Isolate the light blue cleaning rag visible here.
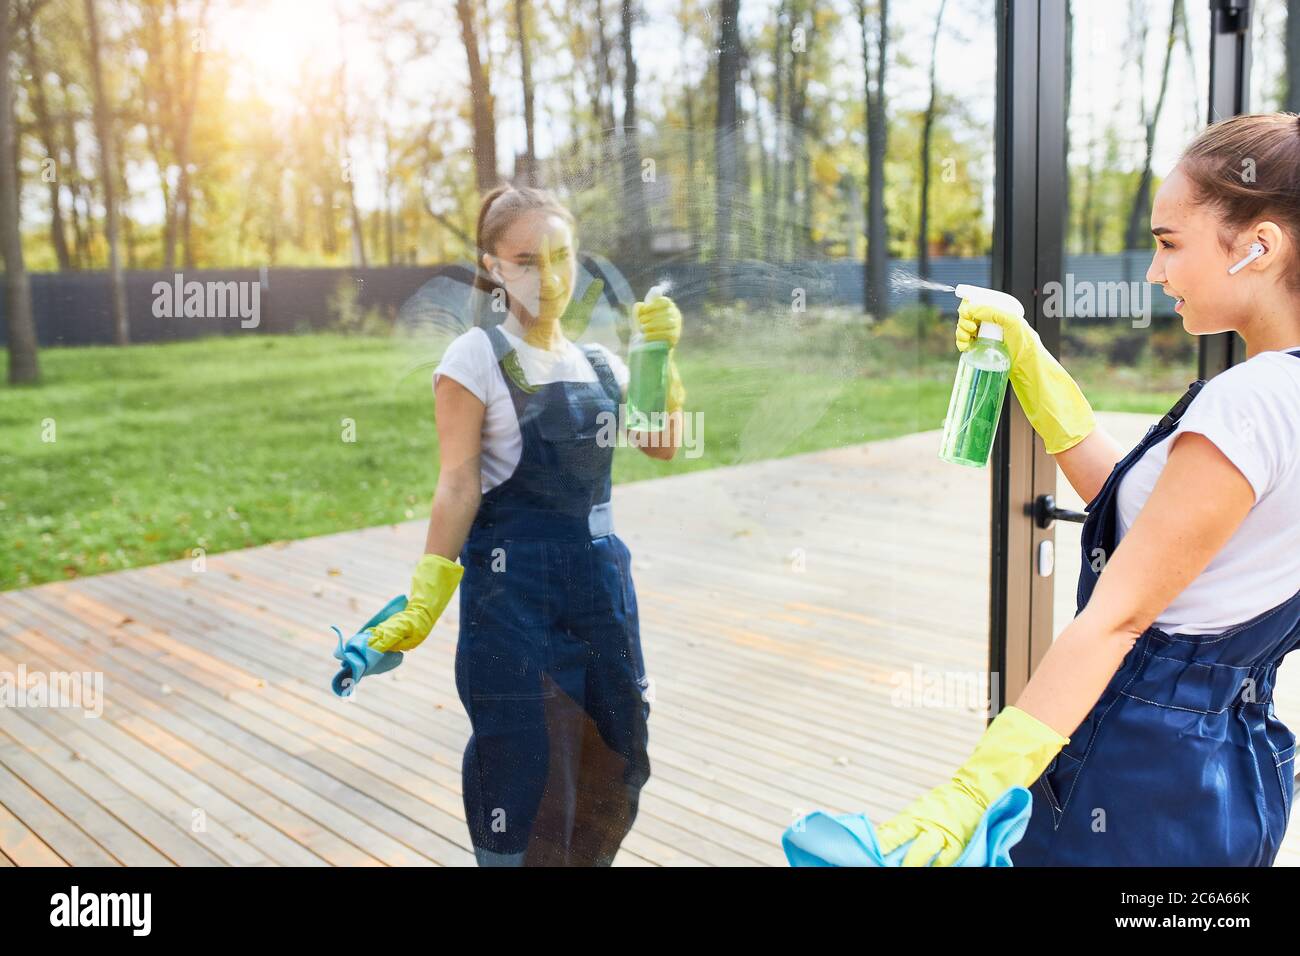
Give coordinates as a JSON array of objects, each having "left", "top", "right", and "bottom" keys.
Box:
[
  {"left": 330, "top": 595, "right": 408, "bottom": 697},
  {"left": 782, "top": 785, "right": 1032, "bottom": 867}
]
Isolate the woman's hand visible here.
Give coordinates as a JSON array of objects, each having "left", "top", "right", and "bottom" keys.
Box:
[
  {"left": 366, "top": 553, "right": 464, "bottom": 653},
  {"left": 955, "top": 300, "right": 1096, "bottom": 455},
  {"left": 874, "top": 779, "right": 990, "bottom": 867},
  {"left": 632, "top": 293, "right": 686, "bottom": 412},
  {"left": 875, "top": 705, "right": 1069, "bottom": 866},
  {"left": 634, "top": 293, "right": 682, "bottom": 348}
]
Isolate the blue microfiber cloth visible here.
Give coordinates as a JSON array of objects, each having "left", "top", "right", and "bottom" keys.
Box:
[
  {"left": 330, "top": 595, "right": 408, "bottom": 697},
  {"left": 782, "top": 785, "right": 1032, "bottom": 867}
]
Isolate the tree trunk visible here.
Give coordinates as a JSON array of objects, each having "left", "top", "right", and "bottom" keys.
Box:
[
  {"left": 798, "top": 4, "right": 814, "bottom": 258},
  {"left": 594, "top": 0, "right": 617, "bottom": 151},
  {"left": 514, "top": 0, "right": 537, "bottom": 185},
  {"left": 715, "top": 0, "right": 741, "bottom": 301},
  {"left": 175, "top": 0, "right": 210, "bottom": 269},
  {"left": 18, "top": 6, "right": 71, "bottom": 270},
  {"left": 787, "top": 0, "right": 806, "bottom": 261},
  {"left": 770, "top": 0, "right": 785, "bottom": 262},
  {"left": 746, "top": 53, "right": 768, "bottom": 265},
  {"left": 84, "top": 0, "right": 129, "bottom": 345},
  {"left": 619, "top": 0, "right": 646, "bottom": 274},
  {"left": 860, "top": 0, "right": 889, "bottom": 319},
  {"left": 917, "top": 0, "right": 947, "bottom": 308},
  {"left": 683, "top": 75, "right": 701, "bottom": 260},
  {"left": 1, "top": 0, "right": 40, "bottom": 383},
  {"left": 457, "top": 0, "right": 498, "bottom": 192},
  {"left": 1124, "top": 0, "right": 1179, "bottom": 251}
]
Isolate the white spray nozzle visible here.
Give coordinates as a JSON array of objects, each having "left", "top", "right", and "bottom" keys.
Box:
[
  {"left": 644, "top": 280, "right": 672, "bottom": 304},
  {"left": 953, "top": 283, "right": 1025, "bottom": 319}
]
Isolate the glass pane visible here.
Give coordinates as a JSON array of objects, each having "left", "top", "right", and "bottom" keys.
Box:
[
  {"left": 1054, "top": 0, "right": 1206, "bottom": 641},
  {"left": 2, "top": 0, "right": 997, "bottom": 868}
]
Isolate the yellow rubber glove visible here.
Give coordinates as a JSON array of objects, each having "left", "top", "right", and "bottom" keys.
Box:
[
  {"left": 634, "top": 293, "right": 686, "bottom": 412},
  {"left": 365, "top": 553, "right": 464, "bottom": 653},
  {"left": 633, "top": 293, "right": 682, "bottom": 348},
  {"left": 956, "top": 300, "right": 1096, "bottom": 455},
  {"left": 665, "top": 353, "right": 686, "bottom": 413},
  {"left": 874, "top": 705, "right": 1069, "bottom": 866}
]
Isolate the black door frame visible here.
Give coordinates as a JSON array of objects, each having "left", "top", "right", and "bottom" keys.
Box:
[{"left": 989, "top": 0, "right": 1067, "bottom": 711}]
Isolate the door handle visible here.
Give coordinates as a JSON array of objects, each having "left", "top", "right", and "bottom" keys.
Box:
[{"left": 1033, "top": 494, "right": 1087, "bottom": 529}]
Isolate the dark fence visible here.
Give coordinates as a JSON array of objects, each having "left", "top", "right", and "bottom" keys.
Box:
[{"left": 0, "top": 252, "right": 1175, "bottom": 348}]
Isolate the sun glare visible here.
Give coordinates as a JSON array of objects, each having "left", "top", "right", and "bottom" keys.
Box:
[{"left": 212, "top": 0, "right": 351, "bottom": 107}]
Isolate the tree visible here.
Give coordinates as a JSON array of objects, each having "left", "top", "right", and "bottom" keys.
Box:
[
  {"left": 137, "top": 0, "right": 210, "bottom": 269},
  {"left": 2, "top": 0, "right": 40, "bottom": 383},
  {"left": 715, "top": 0, "right": 740, "bottom": 300},
  {"left": 1124, "top": 0, "right": 1181, "bottom": 252},
  {"left": 83, "top": 0, "right": 129, "bottom": 344},
  {"left": 916, "top": 0, "right": 947, "bottom": 307},
  {"left": 619, "top": 0, "right": 646, "bottom": 272},
  {"left": 457, "top": 0, "right": 498, "bottom": 193},
  {"left": 859, "top": 0, "right": 889, "bottom": 318},
  {"left": 15, "top": 0, "right": 70, "bottom": 270},
  {"left": 514, "top": 0, "right": 537, "bottom": 184}
]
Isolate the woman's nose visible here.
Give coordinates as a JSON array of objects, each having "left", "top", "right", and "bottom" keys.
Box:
[{"left": 1145, "top": 251, "right": 1163, "bottom": 285}]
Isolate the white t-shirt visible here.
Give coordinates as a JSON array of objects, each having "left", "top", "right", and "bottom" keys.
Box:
[
  {"left": 433, "top": 321, "right": 630, "bottom": 494},
  {"left": 1115, "top": 346, "right": 1300, "bottom": 634}
]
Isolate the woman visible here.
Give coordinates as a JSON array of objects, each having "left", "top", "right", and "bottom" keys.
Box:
[
  {"left": 365, "top": 184, "right": 687, "bottom": 866},
  {"left": 875, "top": 112, "right": 1300, "bottom": 866}
]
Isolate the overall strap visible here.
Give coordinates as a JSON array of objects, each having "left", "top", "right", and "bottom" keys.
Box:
[
  {"left": 483, "top": 323, "right": 514, "bottom": 362},
  {"left": 580, "top": 344, "right": 622, "bottom": 403},
  {"left": 482, "top": 323, "right": 541, "bottom": 397},
  {"left": 1158, "top": 379, "right": 1206, "bottom": 430}
]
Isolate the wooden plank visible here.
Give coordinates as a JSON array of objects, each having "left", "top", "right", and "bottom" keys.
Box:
[
  {"left": 2, "top": 415, "right": 1294, "bottom": 867},
  {"left": 0, "top": 769, "right": 67, "bottom": 866},
  {"left": 0, "top": 754, "right": 117, "bottom": 866},
  {"left": 4, "top": 588, "right": 462, "bottom": 867}
]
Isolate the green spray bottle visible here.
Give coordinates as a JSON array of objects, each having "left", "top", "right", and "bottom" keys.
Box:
[
  {"left": 627, "top": 282, "right": 671, "bottom": 434},
  {"left": 938, "top": 284, "right": 1018, "bottom": 468}
]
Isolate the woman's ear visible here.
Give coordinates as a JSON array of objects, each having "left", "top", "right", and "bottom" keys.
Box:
[{"left": 1253, "top": 221, "right": 1289, "bottom": 275}]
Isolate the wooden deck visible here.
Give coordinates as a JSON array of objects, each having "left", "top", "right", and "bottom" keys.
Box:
[{"left": 2, "top": 413, "right": 1298, "bottom": 866}]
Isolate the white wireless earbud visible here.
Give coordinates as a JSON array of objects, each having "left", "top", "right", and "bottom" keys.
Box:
[{"left": 1228, "top": 241, "right": 1266, "bottom": 275}]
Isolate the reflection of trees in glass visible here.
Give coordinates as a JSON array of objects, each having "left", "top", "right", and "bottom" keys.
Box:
[
  {"left": 1067, "top": 0, "right": 1209, "bottom": 256},
  {"left": 1123, "top": 0, "right": 1184, "bottom": 252},
  {"left": 0, "top": 0, "right": 1017, "bottom": 377}
]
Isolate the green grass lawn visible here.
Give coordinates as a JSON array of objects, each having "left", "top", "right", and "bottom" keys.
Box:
[{"left": 1, "top": 323, "right": 1186, "bottom": 590}]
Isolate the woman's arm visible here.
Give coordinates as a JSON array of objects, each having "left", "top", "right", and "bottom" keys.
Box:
[
  {"left": 1016, "top": 430, "right": 1256, "bottom": 739},
  {"left": 1052, "top": 425, "right": 1127, "bottom": 506},
  {"left": 424, "top": 375, "right": 486, "bottom": 557}
]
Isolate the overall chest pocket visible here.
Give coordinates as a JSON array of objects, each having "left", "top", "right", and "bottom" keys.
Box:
[{"left": 533, "top": 388, "right": 617, "bottom": 483}]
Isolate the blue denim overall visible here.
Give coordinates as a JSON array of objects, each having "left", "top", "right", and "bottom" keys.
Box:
[
  {"left": 456, "top": 324, "right": 651, "bottom": 867},
  {"left": 1012, "top": 349, "right": 1300, "bottom": 866}
]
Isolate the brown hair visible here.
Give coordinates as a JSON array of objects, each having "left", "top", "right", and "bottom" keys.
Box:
[
  {"left": 475, "top": 183, "right": 576, "bottom": 259},
  {"left": 1176, "top": 112, "right": 1300, "bottom": 296},
  {"left": 470, "top": 184, "right": 577, "bottom": 325}
]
